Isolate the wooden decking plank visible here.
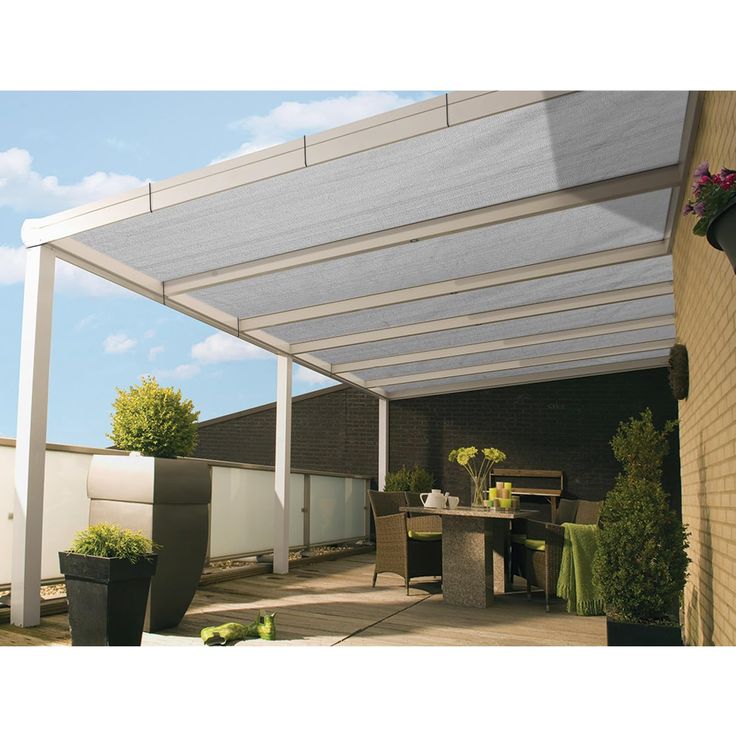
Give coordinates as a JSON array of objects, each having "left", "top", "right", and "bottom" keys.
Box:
[{"left": 0, "top": 553, "right": 606, "bottom": 647}]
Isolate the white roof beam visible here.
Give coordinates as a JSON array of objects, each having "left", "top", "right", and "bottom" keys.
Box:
[
  {"left": 385, "top": 357, "right": 669, "bottom": 399},
  {"left": 237, "top": 242, "right": 669, "bottom": 331},
  {"left": 362, "top": 339, "right": 674, "bottom": 388},
  {"left": 163, "top": 166, "right": 680, "bottom": 297},
  {"left": 291, "top": 281, "right": 674, "bottom": 354},
  {"left": 332, "top": 314, "right": 675, "bottom": 373},
  {"left": 665, "top": 91, "right": 703, "bottom": 253}
]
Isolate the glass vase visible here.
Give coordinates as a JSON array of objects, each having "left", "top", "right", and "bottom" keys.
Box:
[{"left": 472, "top": 477, "right": 487, "bottom": 506}]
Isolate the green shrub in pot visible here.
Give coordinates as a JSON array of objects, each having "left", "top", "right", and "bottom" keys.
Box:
[
  {"left": 593, "top": 408, "right": 689, "bottom": 643},
  {"left": 90, "top": 375, "right": 210, "bottom": 633},
  {"left": 107, "top": 376, "right": 199, "bottom": 458}
]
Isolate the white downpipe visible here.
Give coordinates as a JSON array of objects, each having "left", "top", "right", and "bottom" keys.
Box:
[
  {"left": 273, "top": 355, "right": 292, "bottom": 574},
  {"left": 11, "top": 246, "right": 55, "bottom": 627}
]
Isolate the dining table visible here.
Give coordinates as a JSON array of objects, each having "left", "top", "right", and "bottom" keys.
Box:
[{"left": 400, "top": 505, "right": 538, "bottom": 609}]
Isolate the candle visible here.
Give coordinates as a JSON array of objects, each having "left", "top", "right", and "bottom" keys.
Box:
[
  {"left": 488, "top": 487, "right": 497, "bottom": 500},
  {"left": 499, "top": 498, "right": 512, "bottom": 509}
]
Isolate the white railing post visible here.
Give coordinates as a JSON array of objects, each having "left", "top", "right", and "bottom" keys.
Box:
[
  {"left": 378, "top": 397, "right": 389, "bottom": 492},
  {"left": 273, "top": 355, "right": 292, "bottom": 574},
  {"left": 11, "top": 245, "right": 55, "bottom": 627}
]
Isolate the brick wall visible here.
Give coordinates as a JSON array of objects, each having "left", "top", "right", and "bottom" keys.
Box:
[
  {"left": 196, "top": 368, "right": 679, "bottom": 511},
  {"left": 671, "top": 92, "right": 736, "bottom": 646}
]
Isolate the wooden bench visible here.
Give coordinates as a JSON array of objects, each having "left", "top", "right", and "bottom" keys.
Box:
[{"left": 489, "top": 468, "right": 563, "bottom": 517}]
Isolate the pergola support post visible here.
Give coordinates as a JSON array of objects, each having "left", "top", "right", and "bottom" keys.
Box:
[
  {"left": 273, "top": 354, "right": 292, "bottom": 574},
  {"left": 11, "top": 245, "right": 55, "bottom": 627},
  {"left": 378, "top": 397, "right": 389, "bottom": 492}
]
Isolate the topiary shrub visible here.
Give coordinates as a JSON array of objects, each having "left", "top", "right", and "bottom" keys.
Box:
[
  {"left": 383, "top": 466, "right": 412, "bottom": 492},
  {"left": 107, "top": 376, "right": 200, "bottom": 458},
  {"left": 593, "top": 408, "right": 689, "bottom": 625},
  {"left": 409, "top": 465, "right": 434, "bottom": 494},
  {"left": 66, "top": 523, "right": 157, "bottom": 563}
]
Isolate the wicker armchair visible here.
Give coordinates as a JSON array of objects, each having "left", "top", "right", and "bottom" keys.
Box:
[
  {"left": 368, "top": 491, "right": 442, "bottom": 595},
  {"left": 524, "top": 499, "right": 603, "bottom": 612}
]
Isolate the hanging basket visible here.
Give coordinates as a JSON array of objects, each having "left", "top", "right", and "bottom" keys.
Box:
[
  {"left": 668, "top": 343, "right": 689, "bottom": 400},
  {"left": 706, "top": 199, "right": 736, "bottom": 273}
]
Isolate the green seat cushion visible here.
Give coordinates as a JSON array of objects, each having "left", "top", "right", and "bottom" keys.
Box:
[
  {"left": 407, "top": 530, "right": 442, "bottom": 542},
  {"left": 511, "top": 533, "right": 527, "bottom": 544},
  {"left": 524, "top": 538, "right": 546, "bottom": 552}
]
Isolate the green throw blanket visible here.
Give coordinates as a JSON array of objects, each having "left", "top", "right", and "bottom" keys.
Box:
[{"left": 556, "top": 523, "right": 604, "bottom": 616}]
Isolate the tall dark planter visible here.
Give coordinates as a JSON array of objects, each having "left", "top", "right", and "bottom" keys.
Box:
[
  {"left": 606, "top": 617, "right": 683, "bottom": 646},
  {"left": 706, "top": 200, "right": 736, "bottom": 273},
  {"left": 87, "top": 454, "right": 211, "bottom": 633},
  {"left": 59, "top": 552, "right": 157, "bottom": 646}
]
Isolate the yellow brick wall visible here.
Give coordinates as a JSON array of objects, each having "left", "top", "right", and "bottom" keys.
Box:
[{"left": 671, "top": 91, "right": 736, "bottom": 645}]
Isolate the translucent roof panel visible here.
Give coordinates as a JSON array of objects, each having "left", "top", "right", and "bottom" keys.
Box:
[
  {"left": 380, "top": 349, "right": 671, "bottom": 396},
  {"left": 192, "top": 189, "right": 671, "bottom": 318},
  {"left": 267, "top": 257, "right": 673, "bottom": 344},
  {"left": 312, "top": 294, "right": 675, "bottom": 365},
  {"left": 353, "top": 324, "right": 675, "bottom": 383},
  {"left": 77, "top": 91, "right": 688, "bottom": 282}
]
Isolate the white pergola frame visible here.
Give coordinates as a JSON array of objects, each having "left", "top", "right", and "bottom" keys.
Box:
[{"left": 11, "top": 90, "right": 702, "bottom": 627}]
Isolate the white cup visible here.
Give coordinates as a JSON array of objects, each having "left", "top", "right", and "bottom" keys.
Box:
[{"left": 447, "top": 496, "right": 460, "bottom": 510}]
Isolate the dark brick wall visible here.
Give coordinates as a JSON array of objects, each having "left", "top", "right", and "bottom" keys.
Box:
[{"left": 195, "top": 368, "right": 680, "bottom": 510}]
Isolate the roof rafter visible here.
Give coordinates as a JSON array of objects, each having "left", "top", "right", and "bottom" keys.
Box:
[
  {"left": 385, "top": 356, "right": 669, "bottom": 399},
  {"left": 163, "top": 166, "right": 680, "bottom": 298},
  {"left": 331, "top": 314, "right": 675, "bottom": 373},
  {"left": 362, "top": 339, "right": 673, "bottom": 388},
  {"left": 290, "top": 281, "right": 674, "bottom": 354},
  {"left": 237, "top": 241, "right": 669, "bottom": 331}
]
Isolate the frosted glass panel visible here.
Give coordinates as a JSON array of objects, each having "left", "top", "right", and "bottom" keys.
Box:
[
  {"left": 310, "top": 475, "right": 367, "bottom": 544},
  {"left": 0, "top": 445, "right": 92, "bottom": 584},
  {"left": 209, "top": 467, "right": 304, "bottom": 558}
]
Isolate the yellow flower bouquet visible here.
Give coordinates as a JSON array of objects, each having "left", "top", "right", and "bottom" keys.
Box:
[{"left": 448, "top": 446, "right": 507, "bottom": 506}]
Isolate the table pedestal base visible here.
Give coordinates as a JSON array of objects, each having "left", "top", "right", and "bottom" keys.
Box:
[{"left": 441, "top": 516, "right": 508, "bottom": 608}]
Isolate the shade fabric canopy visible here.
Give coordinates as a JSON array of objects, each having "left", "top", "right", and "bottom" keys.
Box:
[{"left": 22, "top": 90, "right": 699, "bottom": 399}]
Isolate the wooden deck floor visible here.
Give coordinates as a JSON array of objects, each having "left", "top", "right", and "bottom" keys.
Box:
[{"left": 0, "top": 553, "right": 606, "bottom": 646}]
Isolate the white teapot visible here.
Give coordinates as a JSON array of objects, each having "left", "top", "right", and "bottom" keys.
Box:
[{"left": 420, "top": 489, "right": 448, "bottom": 508}]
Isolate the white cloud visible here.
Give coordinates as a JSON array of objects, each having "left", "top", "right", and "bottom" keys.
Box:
[
  {"left": 0, "top": 245, "right": 129, "bottom": 297},
  {"left": 155, "top": 363, "right": 201, "bottom": 380},
  {"left": 191, "top": 332, "right": 271, "bottom": 363},
  {"left": 0, "top": 147, "right": 146, "bottom": 214},
  {"left": 143, "top": 329, "right": 156, "bottom": 340},
  {"left": 0, "top": 245, "right": 25, "bottom": 285},
  {"left": 148, "top": 345, "right": 164, "bottom": 361},
  {"left": 74, "top": 314, "right": 101, "bottom": 332},
  {"left": 212, "top": 91, "right": 432, "bottom": 162},
  {"left": 294, "top": 364, "right": 338, "bottom": 388},
  {"left": 105, "top": 137, "right": 138, "bottom": 152},
  {"left": 103, "top": 333, "right": 137, "bottom": 354}
]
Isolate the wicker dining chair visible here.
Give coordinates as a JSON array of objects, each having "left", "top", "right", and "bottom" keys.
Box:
[
  {"left": 403, "top": 491, "right": 443, "bottom": 533},
  {"left": 368, "top": 491, "right": 442, "bottom": 595},
  {"left": 524, "top": 499, "right": 603, "bottom": 612}
]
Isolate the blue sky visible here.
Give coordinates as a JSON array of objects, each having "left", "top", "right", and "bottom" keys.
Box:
[{"left": 0, "top": 91, "right": 431, "bottom": 447}]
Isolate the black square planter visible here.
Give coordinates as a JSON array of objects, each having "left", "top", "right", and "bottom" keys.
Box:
[
  {"left": 606, "top": 617, "right": 683, "bottom": 646},
  {"left": 59, "top": 552, "right": 157, "bottom": 646}
]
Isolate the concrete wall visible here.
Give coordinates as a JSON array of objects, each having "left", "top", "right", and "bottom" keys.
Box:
[
  {"left": 196, "top": 368, "right": 679, "bottom": 513},
  {"left": 671, "top": 91, "right": 736, "bottom": 645}
]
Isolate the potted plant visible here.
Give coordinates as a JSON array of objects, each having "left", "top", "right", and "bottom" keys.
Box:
[
  {"left": 59, "top": 523, "right": 158, "bottom": 646},
  {"left": 87, "top": 376, "right": 211, "bottom": 632},
  {"left": 448, "top": 446, "right": 506, "bottom": 505},
  {"left": 383, "top": 465, "right": 434, "bottom": 494},
  {"left": 682, "top": 161, "right": 736, "bottom": 271},
  {"left": 592, "top": 409, "right": 689, "bottom": 645}
]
